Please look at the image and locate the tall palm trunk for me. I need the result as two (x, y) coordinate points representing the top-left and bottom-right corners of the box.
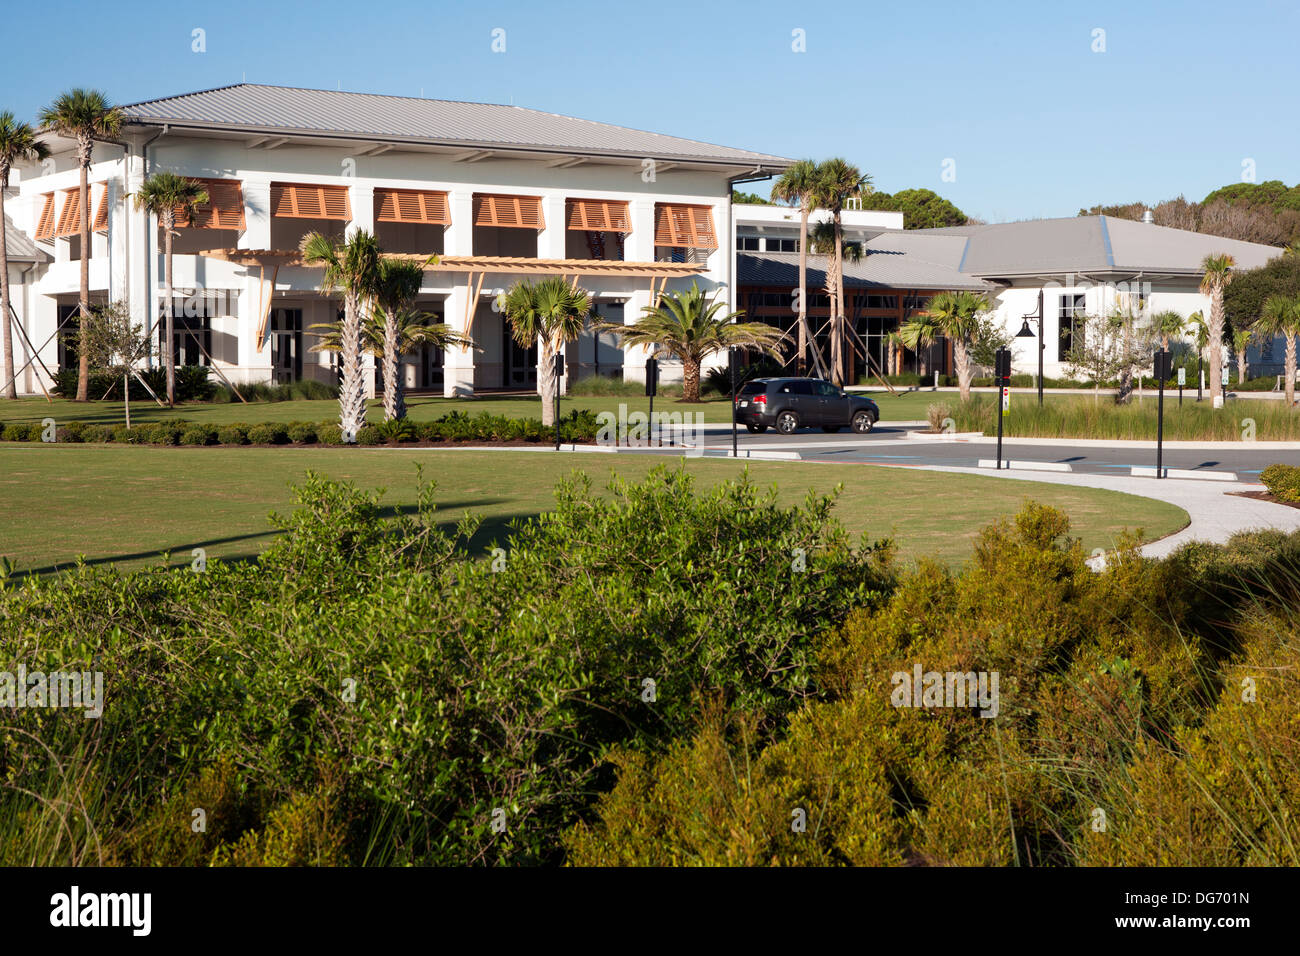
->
(76, 144), (90, 401)
(338, 290), (367, 439)
(537, 337), (556, 427)
(1286, 334), (1296, 407)
(954, 338), (972, 401)
(162, 212), (176, 406)
(682, 355), (701, 403)
(1208, 285), (1224, 405)
(382, 316), (403, 421)
(831, 216), (846, 385)
(0, 185), (14, 398)
(796, 204), (809, 375)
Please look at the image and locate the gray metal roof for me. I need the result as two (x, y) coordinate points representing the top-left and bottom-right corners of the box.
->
(120, 84), (793, 168)
(3, 212), (50, 263)
(917, 216), (1282, 277)
(739, 235), (994, 293)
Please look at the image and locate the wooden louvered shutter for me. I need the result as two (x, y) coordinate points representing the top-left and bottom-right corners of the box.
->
(271, 183), (351, 220)
(178, 179), (246, 230)
(376, 189), (450, 225)
(93, 186), (109, 233)
(34, 193), (56, 240)
(654, 203), (717, 249)
(54, 189), (83, 237)
(566, 199), (631, 233)
(474, 194), (544, 229)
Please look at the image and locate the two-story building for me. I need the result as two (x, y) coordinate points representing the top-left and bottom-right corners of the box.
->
(7, 83), (791, 397)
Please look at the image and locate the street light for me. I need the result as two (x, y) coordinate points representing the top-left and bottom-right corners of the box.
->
(1015, 289), (1045, 406)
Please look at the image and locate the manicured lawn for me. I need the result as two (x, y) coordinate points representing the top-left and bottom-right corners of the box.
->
(0, 446), (1188, 574)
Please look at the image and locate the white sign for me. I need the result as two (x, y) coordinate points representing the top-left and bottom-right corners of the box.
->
(1177, 367), (1186, 386)
(1001, 386), (1010, 416)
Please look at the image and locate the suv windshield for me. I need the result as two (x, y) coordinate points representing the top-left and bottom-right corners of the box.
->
(738, 382), (765, 396)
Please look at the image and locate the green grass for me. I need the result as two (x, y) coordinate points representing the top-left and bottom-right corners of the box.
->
(0, 446), (1187, 574)
(945, 393), (1300, 441)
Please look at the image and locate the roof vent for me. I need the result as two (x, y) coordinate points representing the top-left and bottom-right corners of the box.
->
(1141, 209), (1154, 224)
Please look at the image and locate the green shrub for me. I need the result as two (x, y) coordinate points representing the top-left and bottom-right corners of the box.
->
(217, 425), (250, 446)
(355, 426), (385, 446)
(926, 402), (952, 432)
(1261, 463), (1300, 502)
(181, 425), (217, 446)
(80, 424), (113, 443)
(287, 422), (317, 444)
(315, 423), (344, 445)
(246, 424), (289, 445)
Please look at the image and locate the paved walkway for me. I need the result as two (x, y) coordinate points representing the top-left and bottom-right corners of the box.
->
(901, 464), (1300, 559)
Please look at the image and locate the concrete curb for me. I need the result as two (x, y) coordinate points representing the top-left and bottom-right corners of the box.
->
(1131, 466), (1238, 482)
(978, 459), (1073, 473)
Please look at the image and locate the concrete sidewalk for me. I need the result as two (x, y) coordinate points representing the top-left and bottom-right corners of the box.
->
(899, 464), (1300, 559)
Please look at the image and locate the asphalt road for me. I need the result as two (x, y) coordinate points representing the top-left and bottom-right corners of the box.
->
(633, 423), (1300, 478)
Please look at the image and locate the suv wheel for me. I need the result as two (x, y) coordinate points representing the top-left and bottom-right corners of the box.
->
(851, 410), (876, 434)
(776, 411), (800, 435)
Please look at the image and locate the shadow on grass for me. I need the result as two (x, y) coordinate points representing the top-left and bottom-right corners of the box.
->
(15, 498), (532, 577)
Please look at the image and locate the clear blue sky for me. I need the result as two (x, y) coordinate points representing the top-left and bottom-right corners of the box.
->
(6, 0), (1297, 222)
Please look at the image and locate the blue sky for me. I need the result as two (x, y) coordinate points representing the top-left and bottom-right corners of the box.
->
(6, 0), (1297, 222)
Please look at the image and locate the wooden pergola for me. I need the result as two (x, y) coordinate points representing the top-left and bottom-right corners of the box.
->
(198, 248), (706, 350)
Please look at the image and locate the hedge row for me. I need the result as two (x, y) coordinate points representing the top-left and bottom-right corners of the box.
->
(1261, 463), (1300, 502)
(53, 365), (216, 402)
(0, 410), (602, 447)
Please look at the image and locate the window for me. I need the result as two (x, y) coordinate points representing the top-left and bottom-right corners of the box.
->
(653, 203), (717, 248)
(177, 179), (246, 229)
(779, 380), (814, 395)
(271, 183), (350, 220)
(474, 193), (544, 229)
(377, 189), (450, 226)
(566, 199), (630, 233)
(766, 237), (796, 253)
(814, 381), (840, 396)
(1058, 293), (1086, 359)
(737, 236), (760, 251)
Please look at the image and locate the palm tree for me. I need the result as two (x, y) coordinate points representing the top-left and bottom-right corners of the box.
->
(1259, 295), (1300, 406)
(770, 159), (822, 375)
(1199, 253), (1236, 405)
(300, 229), (381, 440)
(309, 279), (474, 422)
(0, 112), (49, 399)
(373, 258), (424, 422)
(1151, 310), (1185, 351)
(895, 312), (943, 378)
(1187, 310), (1209, 397)
(809, 219), (863, 376)
(39, 90), (124, 402)
(812, 159), (871, 385)
(502, 276), (592, 425)
(132, 173), (209, 406)
(1230, 325), (1256, 387)
(921, 291), (991, 401)
(603, 281), (785, 403)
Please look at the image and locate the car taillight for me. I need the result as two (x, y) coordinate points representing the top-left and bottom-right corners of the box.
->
(752, 394), (767, 405)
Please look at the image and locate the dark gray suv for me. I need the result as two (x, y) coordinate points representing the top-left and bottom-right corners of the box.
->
(733, 378), (880, 435)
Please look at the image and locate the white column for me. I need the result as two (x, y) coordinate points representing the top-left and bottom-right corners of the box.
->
(237, 179), (272, 384)
(125, 148), (150, 332)
(622, 200), (656, 383)
(442, 190), (476, 396)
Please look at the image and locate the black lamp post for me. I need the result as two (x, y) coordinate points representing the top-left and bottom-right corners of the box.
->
(1015, 289), (1044, 406)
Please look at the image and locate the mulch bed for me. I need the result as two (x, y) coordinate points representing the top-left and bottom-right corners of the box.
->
(1228, 489), (1300, 510)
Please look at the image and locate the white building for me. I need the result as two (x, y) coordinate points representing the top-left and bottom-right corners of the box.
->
(6, 84), (792, 397)
(736, 214), (1287, 382)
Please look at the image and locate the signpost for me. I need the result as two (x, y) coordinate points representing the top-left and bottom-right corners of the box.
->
(1153, 349), (1171, 479)
(729, 347), (738, 458)
(645, 357), (659, 447)
(994, 347), (1011, 470)
(1177, 365), (1185, 407)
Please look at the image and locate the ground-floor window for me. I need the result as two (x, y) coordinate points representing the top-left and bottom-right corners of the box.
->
(270, 308), (304, 384)
(504, 323), (538, 388)
(56, 304), (79, 373)
(1058, 293), (1086, 360)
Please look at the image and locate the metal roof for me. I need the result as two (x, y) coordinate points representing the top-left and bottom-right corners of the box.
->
(120, 84), (793, 169)
(917, 216), (1282, 277)
(738, 233), (994, 293)
(2, 213), (50, 263)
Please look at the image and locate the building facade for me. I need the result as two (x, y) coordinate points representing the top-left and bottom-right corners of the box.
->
(6, 84), (791, 397)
